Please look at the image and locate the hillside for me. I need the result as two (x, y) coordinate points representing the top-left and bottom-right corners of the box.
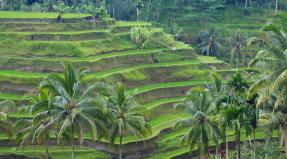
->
(0, 11), (244, 159)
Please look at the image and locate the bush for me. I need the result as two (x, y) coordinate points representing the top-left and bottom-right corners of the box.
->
(130, 26), (152, 49)
(240, 140), (285, 159)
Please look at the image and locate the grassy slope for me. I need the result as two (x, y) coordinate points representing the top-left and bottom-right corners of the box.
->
(0, 146), (109, 159)
(142, 97), (185, 110)
(0, 55), (217, 82)
(0, 11), (89, 19)
(148, 130), (278, 159)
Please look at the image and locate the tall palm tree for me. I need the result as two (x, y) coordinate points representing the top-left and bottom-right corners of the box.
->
(197, 27), (222, 57)
(174, 87), (221, 159)
(0, 100), (15, 141)
(248, 14), (287, 157)
(218, 72), (250, 159)
(15, 89), (54, 159)
(208, 74), (231, 159)
(39, 62), (107, 159)
(229, 30), (247, 67)
(105, 83), (151, 159)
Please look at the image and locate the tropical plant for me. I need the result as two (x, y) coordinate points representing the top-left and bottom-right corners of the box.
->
(218, 72), (250, 159)
(85, 2), (109, 22)
(105, 83), (151, 159)
(130, 26), (152, 49)
(0, 100), (16, 141)
(15, 89), (54, 159)
(248, 14), (287, 157)
(229, 30), (247, 67)
(39, 62), (108, 159)
(174, 87), (221, 159)
(197, 27), (222, 57)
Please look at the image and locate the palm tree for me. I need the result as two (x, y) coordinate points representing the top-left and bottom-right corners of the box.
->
(39, 62), (107, 159)
(275, 0), (279, 15)
(208, 74), (231, 159)
(15, 89), (54, 159)
(218, 72), (250, 159)
(174, 87), (221, 159)
(0, 100), (15, 141)
(220, 105), (249, 159)
(105, 83), (150, 159)
(229, 30), (247, 67)
(197, 27), (222, 57)
(248, 14), (287, 157)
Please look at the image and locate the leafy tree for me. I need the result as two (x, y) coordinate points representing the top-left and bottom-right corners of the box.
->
(197, 27), (222, 57)
(174, 87), (221, 159)
(85, 1), (109, 22)
(15, 89), (53, 159)
(105, 83), (151, 159)
(229, 30), (247, 67)
(39, 62), (107, 159)
(248, 14), (287, 157)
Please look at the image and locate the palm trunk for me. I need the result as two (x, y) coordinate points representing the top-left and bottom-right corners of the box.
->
(236, 131), (241, 159)
(245, 0), (248, 9)
(225, 130), (228, 159)
(253, 129), (256, 159)
(45, 135), (50, 159)
(275, 0), (278, 15)
(71, 123), (75, 159)
(136, 8), (139, 21)
(146, 0), (152, 21)
(283, 128), (287, 157)
(215, 135), (219, 159)
(119, 135), (123, 159)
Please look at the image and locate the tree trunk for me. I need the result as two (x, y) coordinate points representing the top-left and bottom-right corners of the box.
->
(283, 128), (287, 157)
(119, 135), (123, 159)
(275, 0), (278, 15)
(146, 0), (152, 21)
(71, 123), (75, 159)
(236, 131), (241, 159)
(245, 0), (248, 9)
(45, 135), (50, 159)
(215, 135), (219, 159)
(226, 137), (228, 159)
(253, 129), (256, 159)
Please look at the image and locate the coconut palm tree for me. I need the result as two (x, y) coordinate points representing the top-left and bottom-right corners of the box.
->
(217, 72), (250, 159)
(39, 62), (108, 159)
(0, 100), (15, 141)
(220, 105), (250, 159)
(197, 27), (222, 57)
(174, 87), (221, 159)
(248, 14), (287, 157)
(15, 89), (54, 159)
(229, 30), (247, 67)
(105, 83), (151, 159)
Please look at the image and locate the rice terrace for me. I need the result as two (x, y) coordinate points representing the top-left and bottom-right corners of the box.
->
(0, 0), (286, 159)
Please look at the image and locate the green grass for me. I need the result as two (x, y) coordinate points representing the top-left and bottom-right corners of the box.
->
(0, 54), (218, 84)
(142, 97), (185, 110)
(116, 21), (151, 26)
(0, 92), (23, 100)
(0, 29), (108, 35)
(102, 113), (189, 144)
(148, 130), (278, 159)
(131, 80), (211, 95)
(86, 56), (223, 79)
(0, 11), (89, 19)
(0, 146), (109, 159)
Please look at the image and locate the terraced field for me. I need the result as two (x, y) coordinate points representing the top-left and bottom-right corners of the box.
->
(0, 11), (241, 159)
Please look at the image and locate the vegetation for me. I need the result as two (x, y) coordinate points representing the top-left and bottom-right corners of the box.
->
(0, 1), (287, 159)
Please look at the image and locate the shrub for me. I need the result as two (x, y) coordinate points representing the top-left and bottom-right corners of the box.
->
(240, 140), (285, 159)
(130, 26), (152, 49)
